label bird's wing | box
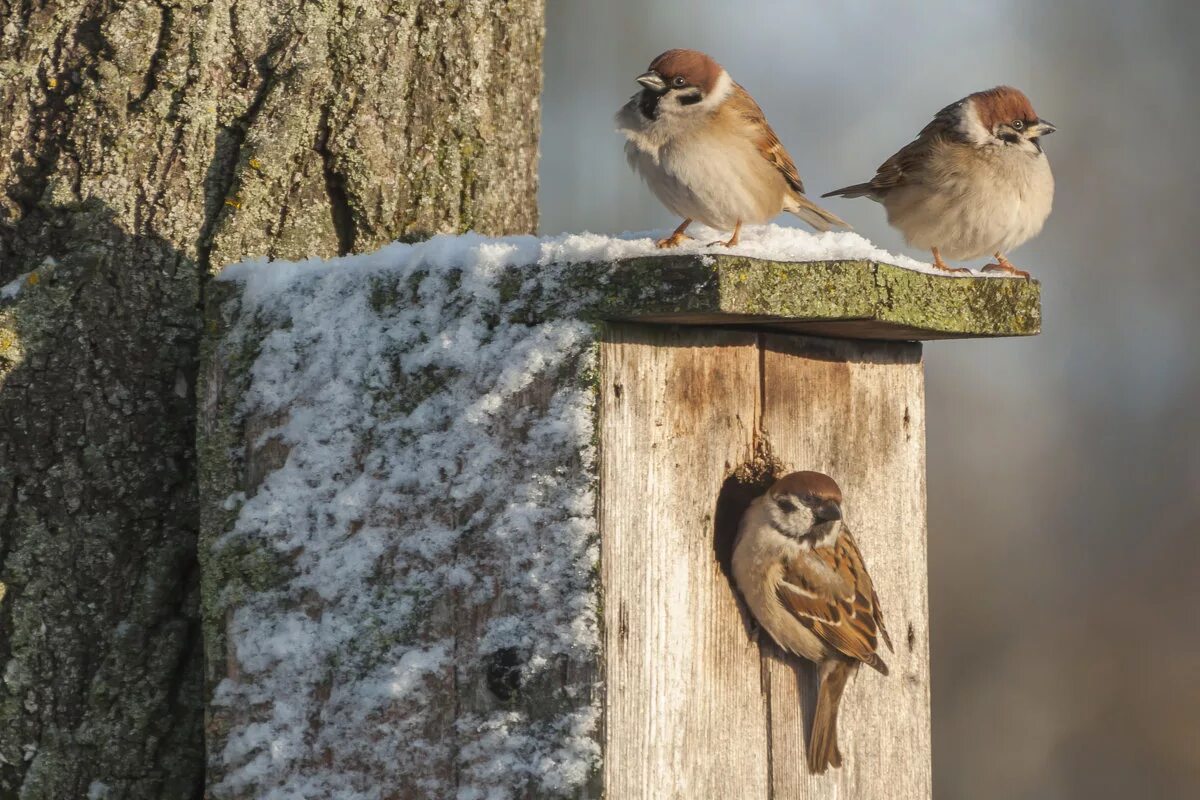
[868,137,936,194]
[725,83,806,196]
[867,99,966,194]
[777,528,890,673]
[615,95,646,135]
[616,96,655,170]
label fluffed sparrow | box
[824,86,1055,278]
[616,49,847,249]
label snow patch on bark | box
[211,234,605,798]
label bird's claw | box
[982,262,1032,280]
[931,250,971,275]
[933,263,972,275]
[655,233,690,249]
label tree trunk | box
[0,1,544,796]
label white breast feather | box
[616,71,788,230]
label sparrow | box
[731,471,892,773]
[616,49,847,249]
[823,86,1055,278]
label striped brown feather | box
[777,527,890,674]
[725,83,806,196]
[824,96,967,200]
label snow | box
[3,258,62,300]
[221,223,1010,290]
[211,232,608,799]
[207,224,981,798]
[1,272,31,300]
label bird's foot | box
[931,248,971,275]
[706,220,741,248]
[932,259,971,275]
[982,256,1031,280]
[655,232,690,249]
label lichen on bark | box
[528,254,1040,339]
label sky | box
[539,2,1200,797]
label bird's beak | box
[815,500,842,522]
[636,71,667,92]
[1033,119,1057,137]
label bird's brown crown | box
[647,49,723,94]
[771,471,842,503]
[970,86,1039,129]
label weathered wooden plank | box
[600,323,769,799]
[586,256,1041,340]
[600,324,931,798]
[609,313,1013,341]
[760,334,931,799]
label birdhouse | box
[199,245,1039,798]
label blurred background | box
[540,2,1199,797]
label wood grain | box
[760,334,932,799]
[599,323,932,798]
[613,313,1017,341]
[600,323,768,799]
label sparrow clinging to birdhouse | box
[732,471,892,773]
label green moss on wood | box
[574,255,1040,339]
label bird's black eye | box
[1012,119,1024,130]
[672,76,687,87]
[777,498,797,514]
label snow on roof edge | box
[215,223,967,300]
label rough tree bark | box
[0,1,544,796]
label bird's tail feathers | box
[821,182,875,200]
[808,659,854,774]
[787,194,851,231]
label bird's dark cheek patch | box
[998,132,1020,145]
[678,92,703,106]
